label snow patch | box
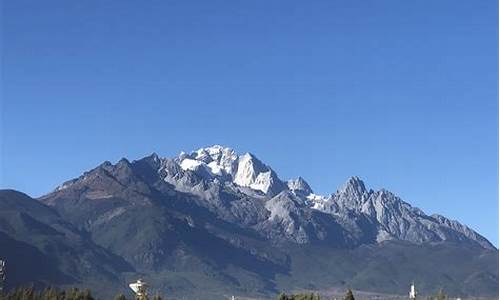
[307,193,329,211]
[207,161,224,176]
[180,158,203,171]
[250,171,273,194]
[307,193,328,202]
[178,145,283,195]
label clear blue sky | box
[1,1,498,245]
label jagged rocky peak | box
[287,177,313,195]
[323,176,370,213]
[193,145,239,175]
[43,146,496,251]
[175,145,286,196]
[178,145,238,176]
[194,145,237,161]
[338,176,367,195]
[144,152,160,163]
[333,176,370,206]
[231,151,287,196]
[234,153,271,186]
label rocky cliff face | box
[42,145,494,250]
[26,145,497,298]
[322,177,493,248]
[0,190,133,297]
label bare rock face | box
[2,145,497,299]
[42,145,495,251]
[319,177,494,249]
[287,177,313,196]
[0,190,133,297]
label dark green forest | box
[0,287,163,300]
[0,286,451,300]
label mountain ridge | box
[1,145,495,299]
[44,145,494,250]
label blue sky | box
[1,1,498,245]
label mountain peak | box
[332,176,369,210]
[287,177,313,195]
[41,147,496,256]
[148,152,160,160]
[193,145,236,162]
[233,152,284,195]
[174,145,285,195]
[339,176,367,195]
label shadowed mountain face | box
[42,146,494,250]
[1,145,497,299]
[0,190,133,297]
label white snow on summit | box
[193,145,239,175]
[172,145,335,207]
[306,193,329,210]
[248,171,275,194]
[180,158,204,172]
[306,193,328,202]
[207,161,224,176]
[233,153,268,189]
[177,145,287,195]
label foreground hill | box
[0,190,133,298]
[1,145,497,299]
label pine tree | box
[21,286,36,300]
[436,289,446,300]
[82,289,94,300]
[67,287,79,300]
[114,294,127,300]
[344,289,354,300]
[277,293,288,300]
[40,286,57,300]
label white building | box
[409,283,417,300]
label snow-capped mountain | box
[4,144,494,299]
[47,145,494,250]
[176,145,286,195]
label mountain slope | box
[45,145,492,250]
[322,176,494,249]
[0,190,133,297]
[4,145,496,298]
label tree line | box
[0,287,164,300]
[278,288,449,300]
[277,289,353,300]
[0,286,450,300]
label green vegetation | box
[276,290,357,300]
[343,289,354,300]
[0,285,455,300]
[0,287,95,300]
[435,289,447,300]
[0,287,167,300]
[113,294,127,300]
[426,288,447,300]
